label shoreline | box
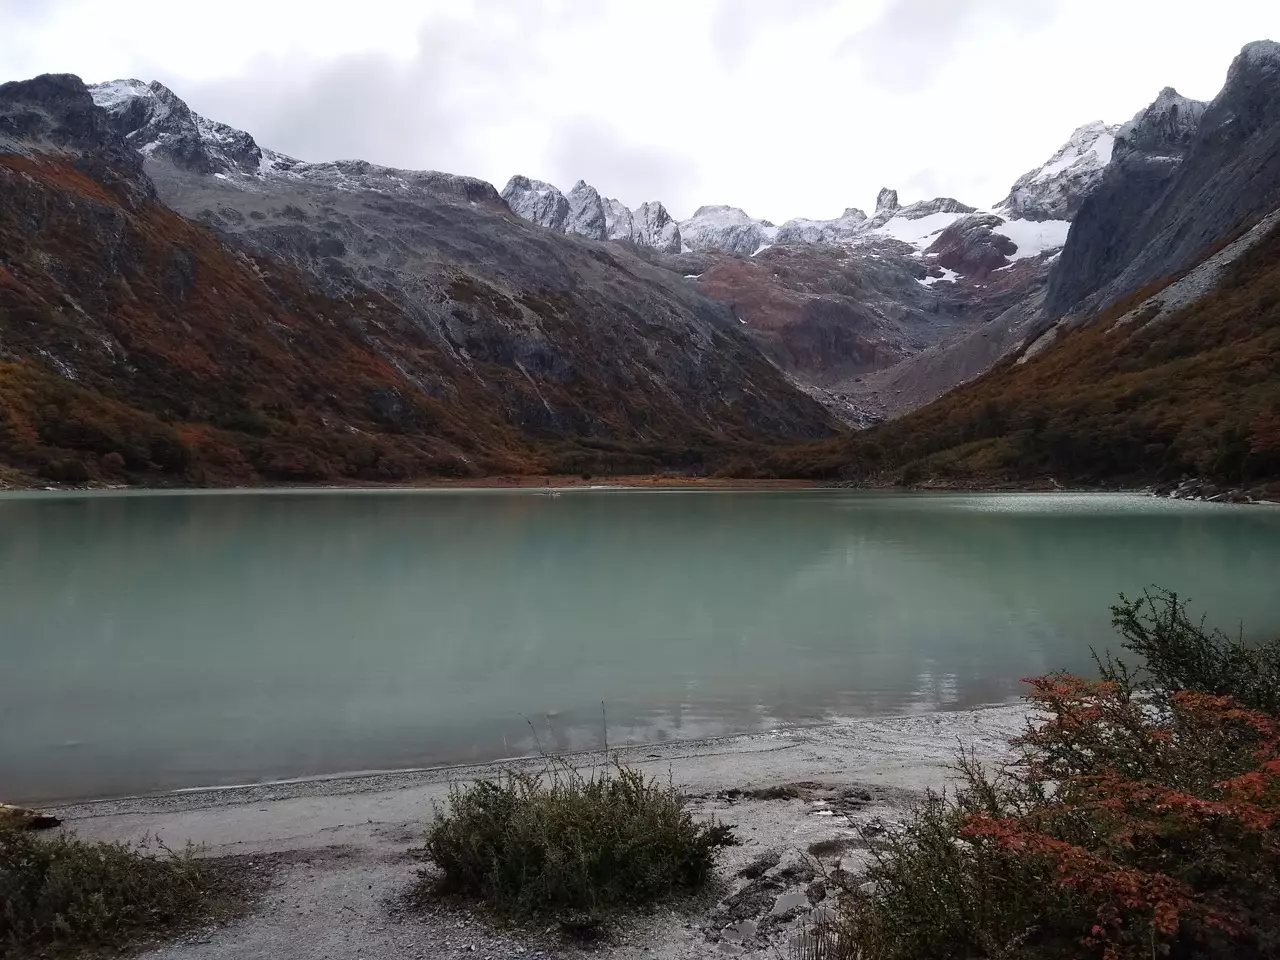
[46,704,1029,959]
[3,471,1275,503]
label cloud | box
[708,0,838,69]
[2,0,1274,225]
[841,0,1061,90]
[544,117,701,211]
[172,9,553,179]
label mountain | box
[0,75,833,487]
[495,160,1081,426]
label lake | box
[2,489,1279,803]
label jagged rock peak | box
[636,201,682,253]
[501,175,681,249]
[996,120,1120,221]
[1113,86,1208,164]
[875,188,900,215]
[90,78,263,176]
[566,179,608,240]
[501,175,570,232]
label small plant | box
[421,760,736,923]
[0,826,248,957]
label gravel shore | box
[51,704,1027,959]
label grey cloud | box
[544,116,701,214]
[709,0,838,69]
[160,5,703,215]
[168,10,551,178]
[841,0,1060,90]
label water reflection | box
[2,489,1278,801]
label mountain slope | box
[0,75,834,486]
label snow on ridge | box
[918,267,961,287]
[872,210,966,251]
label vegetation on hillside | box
[0,827,250,958]
[798,590,1280,960]
[0,153,824,489]
[758,221,1280,492]
[420,761,736,929]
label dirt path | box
[51,705,1026,959]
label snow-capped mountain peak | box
[678,205,777,256]
[90,78,264,176]
[996,120,1119,221]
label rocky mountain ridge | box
[1043,39,1280,325]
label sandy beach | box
[47,704,1028,960]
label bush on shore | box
[799,590,1280,960]
[0,827,246,958]
[421,761,736,923]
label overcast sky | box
[2,0,1276,222]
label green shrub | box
[1106,588,1280,714]
[797,594,1280,960]
[421,761,736,920]
[0,826,246,957]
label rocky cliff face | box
[1046,41,1280,319]
[0,75,835,486]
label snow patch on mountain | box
[996,218,1073,261]
[874,210,968,250]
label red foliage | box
[957,677,1280,957]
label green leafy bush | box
[422,761,736,920]
[1107,588,1280,714]
[0,827,246,957]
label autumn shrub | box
[421,761,736,923]
[0,826,247,957]
[798,594,1280,960]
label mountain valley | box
[1,40,1278,491]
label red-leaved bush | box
[799,591,1280,960]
